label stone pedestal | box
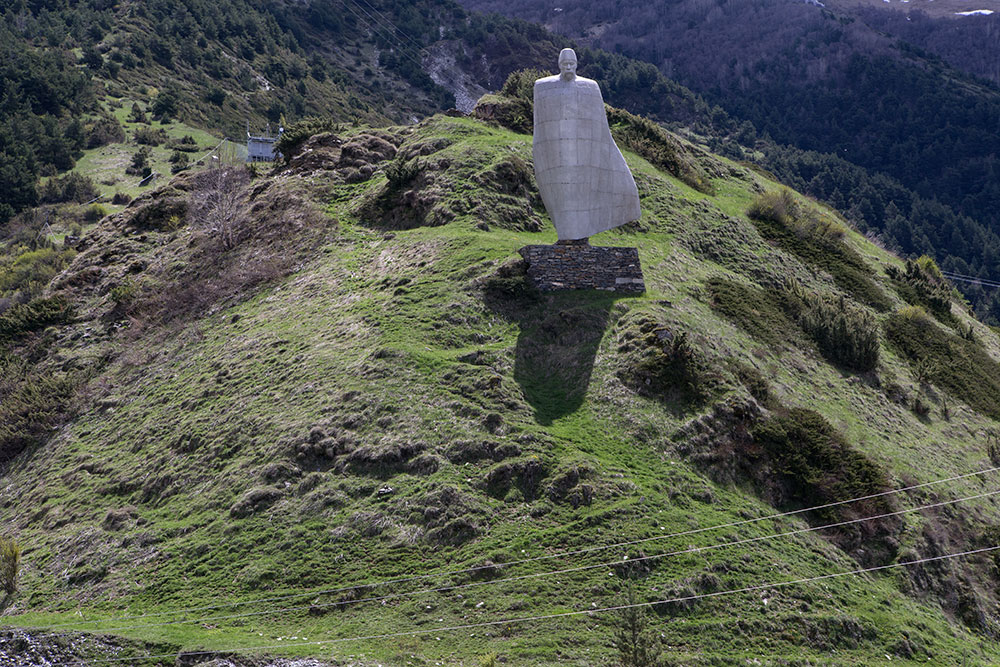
[519,244,645,293]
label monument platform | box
[519,244,645,293]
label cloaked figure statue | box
[532,48,641,242]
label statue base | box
[519,244,645,293]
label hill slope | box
[3,104,1000,664]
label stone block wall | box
[519,244,645,293]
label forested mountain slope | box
[458,0,1000,322]
[3,93,1000,664]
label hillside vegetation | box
[3,94,1000,664]
[459,0,1000,323]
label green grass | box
[2,113,1000,665]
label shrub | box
[884,309,1000,419]
[0,248,77,302]
[126,147,152,177]
[747,189,799,226]
[746,192,888,309]
[612,585,663,667]
[83,204,107,223]
[752,407,893,524]
[38,172,99,204]
[0,367,80,464]
[275,117,341,161]
[128,102,148,124]
[86,115,125,148]
[607,106,713,193]
[886,257,955,326]
[0,538,19,598]
[0,296,74,342]
[792,287,880,372]
[133,126,167,146]
[617,313,714,403]
[706,278,798,348]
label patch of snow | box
[955,8,994,14]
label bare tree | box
[189,165,251,250]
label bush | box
[752,407,892,523]
[0,356,80,465]
[0,296,74,342]
[133,126,167,146]
[607,106,713,194]
[126,147,152,177]
[746,191,889,310]
[748,189,799,226]
[83,204,107,223]
[128,102,148,124]
[0,538,19,598]
[86,115,125,148]
[617,313,713,403]
[886,257,955,326]
[791,286,880,372]
[38,172,99,204]
[884,308,1000,419]
[275,117,341,161]
[0,248,77,302]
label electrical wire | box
[17,487,1000,640]
[19,466,999,633]
[351,0,426,52]
[50,544,1000,666]
[338,0,426,72]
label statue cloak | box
[532,75,641,240]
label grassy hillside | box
[3,108,1000,665]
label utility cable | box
[50,544,1000,666]
[19,466,999,633]
[338,0,426,72]
[352,0,426,52]
[18,487,1000,640]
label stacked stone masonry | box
[519,244,645,293]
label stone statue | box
[532,48,641,242]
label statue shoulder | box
[534,75,562,88]
[575,76,601,90]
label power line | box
[941,272,1000,289]
[50,544,1000,666]
[19,466,999,633]
[338,0,426,72]
[351,0,425,52]
[18,487,1000,640]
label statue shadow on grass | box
[484,281,633,425]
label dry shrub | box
[187,166,252,250]
[0,538,19,598]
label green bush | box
[617,313,713,403]
[752,408,892,523]
[0,538,19,598]
[0,366,80,465]
[83,204,107,223]
[133,125,167,146]
[608,106,713,194]
[0,248,77,302]
[275,117,341,161]
[792,287,880,372]
[886,257,955,327]
[884,308,1000,419]
[0,296,74,343]
[38,172,99,204]
[706,278,798,348]
[707,278,878,372]
[745,192,889,310]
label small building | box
[247,123,282,162]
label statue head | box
[558,48,577,81]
